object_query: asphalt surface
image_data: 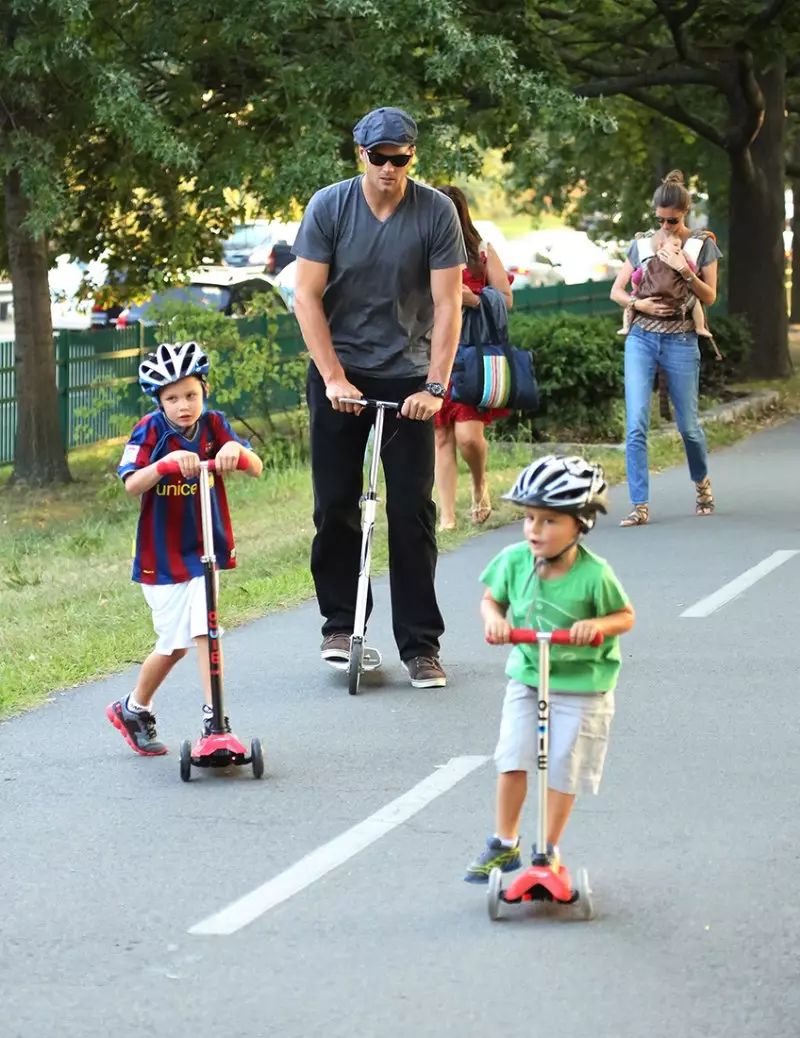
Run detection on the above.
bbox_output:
[2,419,800,1038]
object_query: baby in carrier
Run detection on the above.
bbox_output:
[619,231,718,356]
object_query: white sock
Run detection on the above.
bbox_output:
[126,694,148,714]
[203,705,213,717]
[494,835,519,849]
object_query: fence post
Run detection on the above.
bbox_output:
[56,330,69,448]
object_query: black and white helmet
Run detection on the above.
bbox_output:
[138,341,210,397]
[502,454,609,532]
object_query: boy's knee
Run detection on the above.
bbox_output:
[171,647,189,661]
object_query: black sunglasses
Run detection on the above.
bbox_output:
[366,150,413,167]
[655,216,680,226]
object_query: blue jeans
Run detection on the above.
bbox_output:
[624,327,708,505]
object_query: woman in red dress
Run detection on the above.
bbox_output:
[435,186,513,530]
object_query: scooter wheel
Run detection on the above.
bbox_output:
[487,867,504,922]
[348,640,363,696]
[251,737,264,780]
[179,739,192,783]
[572,867,594,921]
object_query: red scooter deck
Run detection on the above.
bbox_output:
[502,863,577,905]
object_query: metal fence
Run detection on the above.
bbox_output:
[0,279,617,466]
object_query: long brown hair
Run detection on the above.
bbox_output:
[652,169,691,212]
[437,185,483,277]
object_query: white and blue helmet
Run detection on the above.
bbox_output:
[502,454,609,532]
[138,341,210,397]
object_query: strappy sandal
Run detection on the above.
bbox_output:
[471,486,492,525]
[695,477,715,516]
[620,504,649,527]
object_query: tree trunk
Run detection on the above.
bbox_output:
[4,169,71,485]
[727,60,791,378]
[791,137,800,323]
[792,190,800,324]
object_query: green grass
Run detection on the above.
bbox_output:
[1,375,798,718]
[492,213,566,239]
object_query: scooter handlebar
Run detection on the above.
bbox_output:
[506,628,604,647]
[156,455,250,475]
[339,396,400,410]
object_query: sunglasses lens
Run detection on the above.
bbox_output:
[367,151,412,167]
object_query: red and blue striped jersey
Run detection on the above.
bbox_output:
[118,409,250,585]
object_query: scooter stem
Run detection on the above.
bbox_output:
[198,462,226,732]
[537,635,551,859]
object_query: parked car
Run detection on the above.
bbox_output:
[508,230,620,285]
[507,260,566,289]
[264,242,295,276]
[271,260,298,312]
[114,269,287,328]
[222,220,299,268]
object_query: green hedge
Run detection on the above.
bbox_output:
[491,311,753,442]
[496,313,624,440]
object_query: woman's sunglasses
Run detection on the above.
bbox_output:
[655,216,680,226]
[366,150,413,167]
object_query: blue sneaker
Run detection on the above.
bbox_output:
[464,837,522,883]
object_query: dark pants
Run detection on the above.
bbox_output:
[306,362,444,660]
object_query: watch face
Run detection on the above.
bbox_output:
[425,382,445,398]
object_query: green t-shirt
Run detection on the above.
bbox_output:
[480,542,630,693]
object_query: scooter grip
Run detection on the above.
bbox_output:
[156,455,250,475]
[508,628,604,647]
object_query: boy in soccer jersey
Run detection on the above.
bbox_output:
[106,341,263,756]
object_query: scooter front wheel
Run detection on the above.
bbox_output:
[487,867,504,921]
[348,639,363,696]
[251,737,264,780]
[179,739,192,783]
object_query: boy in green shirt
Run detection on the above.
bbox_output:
[465,455,635,882]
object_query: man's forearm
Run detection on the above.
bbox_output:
[294,295,344,384]
[427,300,461,385]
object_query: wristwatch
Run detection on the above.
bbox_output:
[423,382,446,398]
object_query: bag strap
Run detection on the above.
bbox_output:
[636,235,655,262]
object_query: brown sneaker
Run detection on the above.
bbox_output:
[321,632,351,667]
[404,656,447,689]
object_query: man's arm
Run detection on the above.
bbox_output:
[293,257,363,413]
[427,264,463,385]
[400,264,462,421]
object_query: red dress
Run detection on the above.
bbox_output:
[435,254,511,427]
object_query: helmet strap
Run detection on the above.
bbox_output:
[163,412,200,441]
[537,532,582,568]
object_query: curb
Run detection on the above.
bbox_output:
[659,389,780,438]
[494,390,781,456]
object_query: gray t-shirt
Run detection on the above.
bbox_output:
[627,234,723,270]
[292,176,466,378]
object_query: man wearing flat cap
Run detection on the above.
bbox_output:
[292,106,466,689]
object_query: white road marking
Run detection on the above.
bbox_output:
[189,754,489,936]
[680,550,799,618]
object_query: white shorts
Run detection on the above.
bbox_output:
[141,575,220,656]
[494,680,615,796]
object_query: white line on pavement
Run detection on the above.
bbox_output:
[680,550,799,618]
[188,754,490,936]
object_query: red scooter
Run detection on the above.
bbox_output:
[486,628,601,921]
[156,455,264,782]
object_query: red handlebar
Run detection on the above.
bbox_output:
[156,455,250,475]
[507,628,604,648]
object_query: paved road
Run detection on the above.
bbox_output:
[2,420,800,1038]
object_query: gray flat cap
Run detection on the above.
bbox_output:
[353,107,418,149]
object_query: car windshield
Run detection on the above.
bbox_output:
[130,285,230,320]
[225,224,274,250]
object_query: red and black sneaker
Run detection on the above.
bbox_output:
[106,697,168,756]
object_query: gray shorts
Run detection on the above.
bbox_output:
[494,680,615,796]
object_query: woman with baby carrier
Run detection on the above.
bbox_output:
[610,170,722,527]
